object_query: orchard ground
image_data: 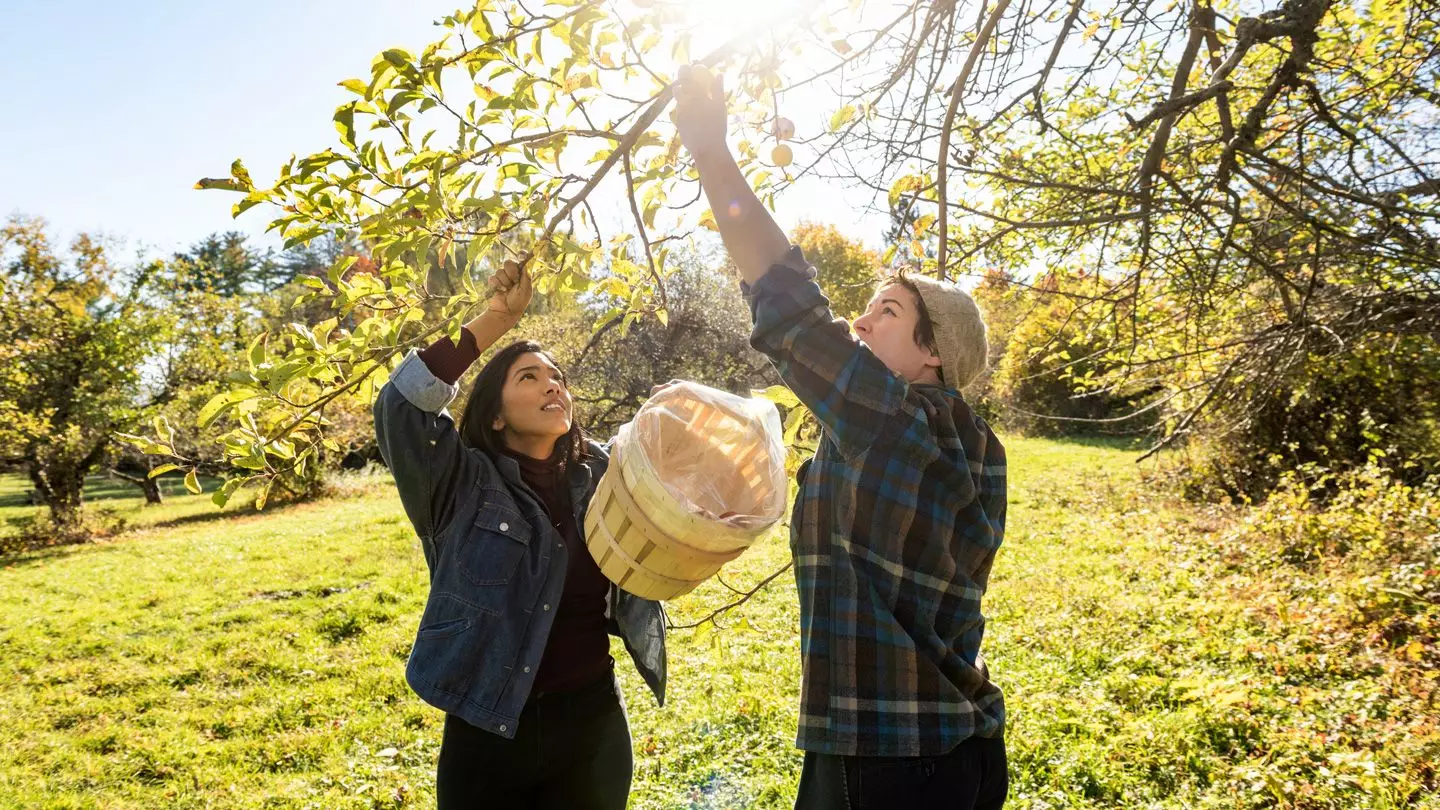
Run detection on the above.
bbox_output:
[1,437,1435,809]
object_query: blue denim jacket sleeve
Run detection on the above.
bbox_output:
[373,350,486,547]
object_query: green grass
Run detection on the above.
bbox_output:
[0,439,1435,809]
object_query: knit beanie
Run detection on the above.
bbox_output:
[906,275,989,390]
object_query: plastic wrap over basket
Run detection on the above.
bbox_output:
[583,381,788,600]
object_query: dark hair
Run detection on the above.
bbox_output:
[458,340,588,469]
[879,272,942,380]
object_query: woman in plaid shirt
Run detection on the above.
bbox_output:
[672,66,1009,809]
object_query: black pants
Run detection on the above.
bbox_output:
[436,673,632,809]
[794,735,1008,810]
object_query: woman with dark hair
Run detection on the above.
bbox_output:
[373,257,666,809]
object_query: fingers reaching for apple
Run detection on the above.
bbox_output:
[672,63,729,161]
[486,252,533,321]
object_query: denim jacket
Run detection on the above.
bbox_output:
[373,350,667,738]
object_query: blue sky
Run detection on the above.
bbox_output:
[0,1,887,260]
[0,1,460,256]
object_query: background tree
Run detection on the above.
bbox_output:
[567,248,775,435]
[0,216,179,537]
[171,231,291,296]
[789,221,882,319]
[988,269,1162,435]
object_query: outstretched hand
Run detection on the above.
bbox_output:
[671,63,729,161]
[486,253,533,322]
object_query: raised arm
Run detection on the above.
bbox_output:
[670,70,921,459]
[672,65,791,287]
[373,257,532,542]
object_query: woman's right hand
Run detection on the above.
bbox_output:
[486,254,533,322]
[672,63,729,162]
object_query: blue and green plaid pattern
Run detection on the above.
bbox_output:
[744,248,1007,757]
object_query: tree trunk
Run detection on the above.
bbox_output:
[109,467,165,505]
[29,466,86,533]
[142,475,163,506]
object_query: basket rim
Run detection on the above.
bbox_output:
[614,434,781,547]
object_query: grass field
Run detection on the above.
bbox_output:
[1,438,1435,809]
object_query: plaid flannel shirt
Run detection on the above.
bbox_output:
[743,246,1007,757]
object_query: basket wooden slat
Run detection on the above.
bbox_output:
[583,387,785,601]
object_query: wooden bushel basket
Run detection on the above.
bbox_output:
[584,382,786,601]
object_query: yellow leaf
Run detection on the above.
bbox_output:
[1083,22,1100,39]
[184,469,202,495]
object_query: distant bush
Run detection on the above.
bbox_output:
[1226,462,1439,662]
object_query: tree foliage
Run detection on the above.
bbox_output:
[115,0,1437,498]
[790,221,882,319]
[0,217,176,535]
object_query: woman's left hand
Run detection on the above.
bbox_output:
[486,254,533,321]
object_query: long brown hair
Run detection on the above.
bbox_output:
[457,340,588,469]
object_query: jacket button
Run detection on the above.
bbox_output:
[543,604,551,611]
[499,522,509,532]
[499,724,507,732]
[523,666,531,673]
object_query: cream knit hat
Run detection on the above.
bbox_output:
[905,275,989,390]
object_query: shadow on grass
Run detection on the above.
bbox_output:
[0,472,396,569]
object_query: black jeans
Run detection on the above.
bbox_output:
[794,735,1008,810]
[436,672,632,809]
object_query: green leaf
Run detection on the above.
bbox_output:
[888,175,926,210]
[594,276,629,299]
[381,48,415,68]
[753,384,800,409]
[500,162,537,182]
[152,415,173,446]
[311,317,339,350]
[229,159,253,188]
[334,103,357,148]
[387,89,425,116]
[197,389,262,429]
[211,476,246,508]
[232,192,267,219]
[114,432,172,457]
[234,445,268,471]
[194,177,248,192]
[284,225,325,250]
[338,77,369,96]
[247,332,267,370]
[183,469,202,495]
[328,255,359,288]
[254,479,274,511]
